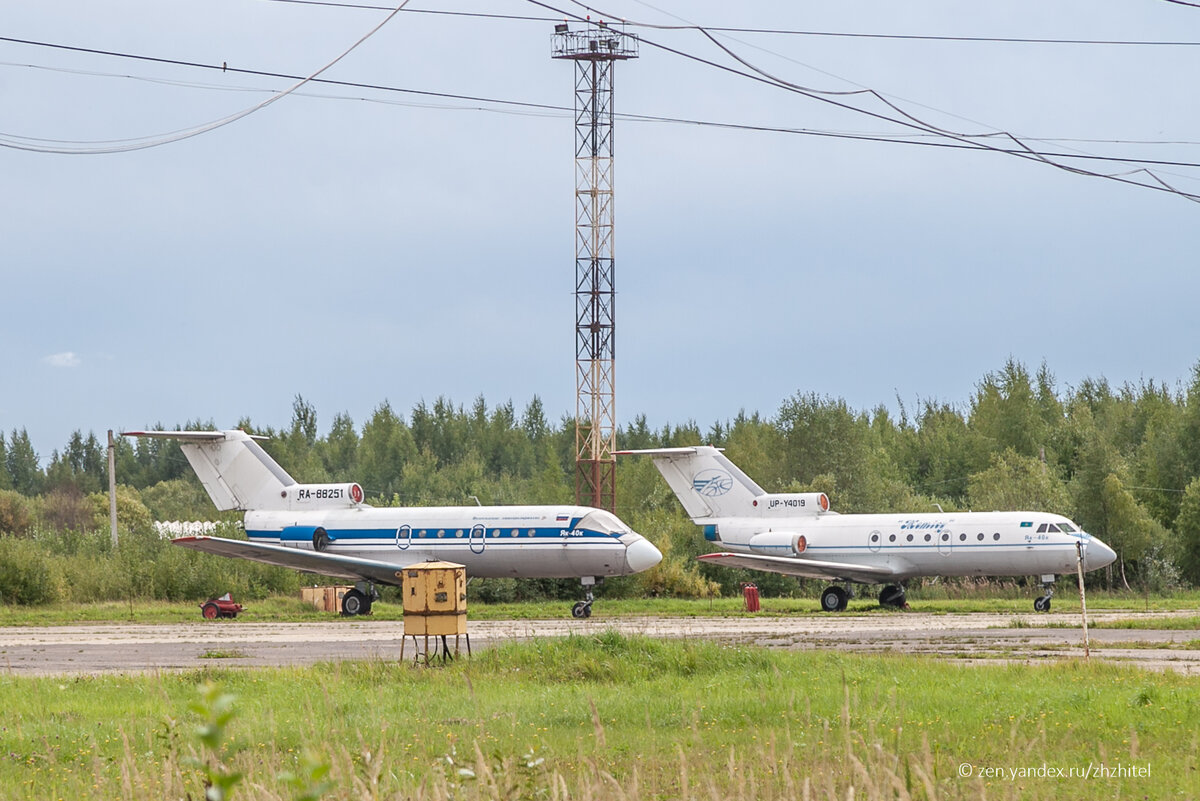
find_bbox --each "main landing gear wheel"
[820,586,849,613]
[571,601,592,619]
[1034,595,1052,612]
[341,588,371,616]
[878,584,907,609]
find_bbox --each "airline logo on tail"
[693,469,734,497]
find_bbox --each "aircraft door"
[937,529,954,556]
[868,530,882,553]
[396,524,411,550]
[469,524,486,554]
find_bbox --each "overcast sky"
[4,0,1199,461]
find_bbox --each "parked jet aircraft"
[125,430,661,617]
[620,446,1116,612]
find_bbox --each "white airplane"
[620,446,1117,612]
[124,430,661,618]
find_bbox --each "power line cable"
[258,0,1200,47]
[4,42,1200,174]
[544,0,1200,202]
[0,0,412,153]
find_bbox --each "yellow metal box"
[402,561,467,636]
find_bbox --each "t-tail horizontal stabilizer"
[123,430,364,513]
[618,447,832,520]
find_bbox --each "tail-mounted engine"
[278,483,365,510]
[751,492,830,517]
[747,531,808,556]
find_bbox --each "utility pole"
[552,19,638,513]
[107,429,118,547]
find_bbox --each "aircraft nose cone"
[624,537,662,573]
[1086,537,1117,571]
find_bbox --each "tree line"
[3,358,1200,598]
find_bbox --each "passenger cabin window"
[906,534,914,542]
[993,533,1000,540]
[959,533,966,541]
[977,533,984,541]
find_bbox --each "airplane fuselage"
[710,510,1112,581]
[245,504,654,580]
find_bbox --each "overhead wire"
[0,0,413,154]
[258,0,1200,47]
[4,40,1200,174]
[3,2,1199,198]
[544,0,1200,202]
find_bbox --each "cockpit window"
[576,510,629,535]
[1046,524,1061,533]
[1059,522,1077,533]
[1036,524,1047,533]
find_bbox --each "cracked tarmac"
[1,610,1198,675]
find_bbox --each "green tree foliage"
[0,489,32,535]
[140,479,222,522]
[967,449,1071,513]
[776,392,871,501]
[969,359,1048,458]
[358,401,417,499]
[0,431,9,490]
[44,430,106,494]
[7,358,1200,598]
[1173,477,1200,585]
[5,428,42,496]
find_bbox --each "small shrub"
[41,487,95,533]
[0,536,64,604]
[0,489,32,536]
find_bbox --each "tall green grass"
[0,634,1195,799]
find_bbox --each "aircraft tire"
[1034,596,1051,613]
[571,601,592,619]
[878,585,906,608]
[342,589,368,616]
[820,586,848,613]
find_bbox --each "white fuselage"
[244,504,658,580]
[712,510,1116,581]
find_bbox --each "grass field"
[2,589,1200,627]
[1,633,1197,800]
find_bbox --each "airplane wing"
[172,536,417,585]
[697,552,897,584]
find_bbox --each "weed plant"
[0,634,1196,799]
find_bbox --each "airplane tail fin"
[618,446,764,519]
[619,446,830,521]
[123,430,296,511]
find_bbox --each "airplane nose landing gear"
[1033,574,1056,612]
[572,576,596,618]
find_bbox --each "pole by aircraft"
[620,446,1117,612]
[124,430,661,618]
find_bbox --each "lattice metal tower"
[552,20,638,513]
